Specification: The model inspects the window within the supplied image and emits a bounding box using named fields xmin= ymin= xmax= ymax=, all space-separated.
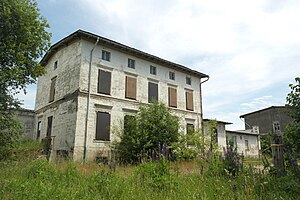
xmin=54 ymin=61 xmax=58 ymax=70
xmin=150 ymin=65 xmax=156 ymax=75
xmin=168 ymin=87 xmax=177 ymax=108
xmin=98 ymin=70 xmax=111 ymax=95
xmin=49 ymin=77 xmax=56 ymax=103
xmin=95 ymin=112 xmax=110 ymax=141
xmin=186 ymin=90 xmax=194 ymax=111
xmin=273 ymin=121 xmax=281 ymax=133
xmin=169 ymin=72 xmax=175 ymax=80
xmin=36 ymin=121 xmax=41 ymax=140
xmin=213 ymin=128 xmax=218 ymax=143
xmin=125 ymin=76 xmax=137 ymax=100
xmin=102 ymin=50 xmax=111 ymax=61
xmin=186 ymin=76 xmax=191 ymax=85
xmin=47 ymin=116 xmax=53 ymax=138
xmin=128 ymin=58 xmax=135 ymax=69
xmin=245 ymin=140 xmax=249 ymax=151
xmin=148 ymin=82 xmax=158 ymax=102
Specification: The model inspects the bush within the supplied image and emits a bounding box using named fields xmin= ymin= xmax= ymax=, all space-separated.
xmin=114 ymin=101 xmax=180 ymax=163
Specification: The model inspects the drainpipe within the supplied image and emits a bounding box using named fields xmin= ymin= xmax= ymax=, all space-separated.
xmin=83 ymin=37 xmax=100 ymax=162
xmin=199 ymin=76 xmax=209 ymax=132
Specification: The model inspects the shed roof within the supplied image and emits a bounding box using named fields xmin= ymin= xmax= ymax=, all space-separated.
xmin=203 ymin=118 xmax=232 ymax=125
xmin=40 ymin=30 xmax=209 ymax=78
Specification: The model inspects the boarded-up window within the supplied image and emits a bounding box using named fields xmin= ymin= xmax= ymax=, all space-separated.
xmin=47 ymin=116 xmax=53 ymax=138
xmin=168 ymin=87 xmax=177 ymax=108
xmin=125 ymin=76 xmax=137 ymax=100
xmin=148 ymin=82 xmax=158 ymax=102
xmin=98 ymin=70 xmax=111 ymax=95
xmin=49 ymin=77 xmax=56 ymax=102
xmin=95 ymin=112 xmax=110 ymax=141
xmin=186 ymin=91 xmax=194 ymax=111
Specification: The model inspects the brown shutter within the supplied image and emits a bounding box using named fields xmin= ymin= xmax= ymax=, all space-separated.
xmin=98 ymin=70 xmax=111 ymax=95
xmin=125 ymin=76 xmax=137 ymax=99
xmin=186 ymin=91 xmax=194 ymax=111
xmin=148 ymin=82 xmax=158 ymax=102
xmin=96 ymin=112 xmax=110 ymax=141
xmin=49 ymin=77 xmax=56 ymax=102
xmin=168 ymin=87 xmax=177 ymax=107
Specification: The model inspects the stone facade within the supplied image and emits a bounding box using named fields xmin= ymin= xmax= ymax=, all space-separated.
xmin=240 ymin=106 xmax=293 ymax=136
xmin=15 ymin=109 xmax=35 ymax=140
xmin=35 ymin=30 xmax=208 ymax=161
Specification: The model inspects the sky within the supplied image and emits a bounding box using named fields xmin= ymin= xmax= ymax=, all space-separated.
xmin=17 ymin=0 xmax=300 ymax=130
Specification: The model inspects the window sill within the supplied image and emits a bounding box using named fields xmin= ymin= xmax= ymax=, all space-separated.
xmin=93 ymin=140 xmax=110 ymax=143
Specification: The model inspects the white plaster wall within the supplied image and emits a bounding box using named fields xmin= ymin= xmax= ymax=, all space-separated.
xmin=227 ymin=133 xmax=259 ymax=157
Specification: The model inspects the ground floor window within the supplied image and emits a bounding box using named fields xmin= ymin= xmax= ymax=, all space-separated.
xmin=95 ymin=112 xmax=111 ymax=141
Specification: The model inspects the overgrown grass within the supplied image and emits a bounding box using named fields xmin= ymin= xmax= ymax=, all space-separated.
xmin=0 ymin=142 xmax=299 ymax=199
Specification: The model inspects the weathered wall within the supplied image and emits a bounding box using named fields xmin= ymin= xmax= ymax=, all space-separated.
xmin=203 ymin=121 xmax=227 ymax=151
xmin=226 ymin=132 xmax=259 ymax=157
xmin=244 ymin=107 xmax=292 ymax=135
xmin=15 ymin=109 xmax=35 ymax=140
xmin=35 ymin=41 xmax=82 ymax=156
xmin=72 ymin=40 xmax=204 ymax=161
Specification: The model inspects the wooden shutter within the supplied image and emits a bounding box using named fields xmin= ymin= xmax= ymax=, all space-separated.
xmin=186 ymin=91 xmax=194 ymax=111
xmin=98 ymin=70 xmax=111 ymax=95
xmin=168 ymin=87 xmax=177 ymax=107
xmin=49 ymin=77 xmax=56 ymax=102
xmin=96 ymin=112 xmax=110 ymax=141
xmin=148 ymin=82 xmax=158 ymax=102
xmin=125 ymin=76 xmax=137 ymax=99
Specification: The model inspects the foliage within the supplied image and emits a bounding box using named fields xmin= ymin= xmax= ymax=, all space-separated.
xmin=0 ymin=0 xmax=50 ymax=160
xmin=0 ymin=113 xmax=23 ymax=160
xmin=284 ymin=77 xmax=300 ymax=170
xmin=286 ymin=77 xmax=300 ymax=123
xmin=0 ymin=0 xmax=51 ymax=92
xmin=260 ymin=132 xmax=272 ymax=155
xmin=135 ymin=159 xmax=177 ymax=191
xmin=114 ymin=101 xmax=180 ymax=163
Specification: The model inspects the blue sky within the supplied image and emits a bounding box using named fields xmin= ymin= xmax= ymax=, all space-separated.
xmin=17 ymin=0 xmax=300 ymax=130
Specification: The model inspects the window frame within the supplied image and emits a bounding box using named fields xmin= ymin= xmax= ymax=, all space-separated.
xmin=169 ymin=71 xmax=175 ymax=80
xmin=128 ymin=58 xmax=135 ymax=69
xmin=98 ymin=69 xmax=111 ymax=95
xmin=102 ymin=50 xmax=111 ymax=61
xmin=148 ymin=82 xmax=158 ymax=103
xmin=95 ymin=111 xmax=111 ymax=141
xmin=49 ymin=76 xmax=57 ymax=103
xmin=186 ymin=76 xmax=191 ymax=85
xmin=150 ymin=65 xmax=157 ymax=75
xmin=125 ymin=76 xmax=137 ymax=100
xmin=54 ymin=61 xmax=58 ymax=70
xmin=168 ymin=87 xmax=177 ymax=108
xmin=185 ymin=90 xmax=194 ymax=111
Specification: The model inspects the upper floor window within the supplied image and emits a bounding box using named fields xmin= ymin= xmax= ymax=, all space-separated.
xmin=186 ymin=76 xmax=191 ymax=85
xmin=54 ymin=61 xmax=58 ymax=70
xmin=273 ymin=121 xmax=281 ymax=133
xmin=98 ymin=70 xmax=111 ymax=95
xmin=169 ymin=72 xmax=175 ymax=80
xmin=102 ymin=50 xmax=111 ymax=61
xmin=150 ymin=65 xmax=156 ymax=75
xmin=125 ymin=76 xmax=137 ymax=100
xmin=49 ymin=76 xmax=57 ymax=103
xmin=148 ymin=82 xmax=158 ymax=103
xmin=186 ymin=90 xmax=194 ymax=111
xmin=128 ymin=58 xmax=135 ymax=69
xmin=168 ymin=87 xmax=177 ymax=108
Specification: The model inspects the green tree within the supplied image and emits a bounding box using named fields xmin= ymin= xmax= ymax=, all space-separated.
xmin=284 ymin=77 xmax=300 ymax=169
xmin=0 ymin=0 xmax=51 ymax=159
xmin=114 ymin=101 xmax=180 ymax=163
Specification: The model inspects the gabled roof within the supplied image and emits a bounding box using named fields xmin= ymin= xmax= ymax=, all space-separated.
xmin=40 ymin=29 xmax=209 ymax=78
xmin=240 ymin=106 xmax=286 ymax=118
xmin=203 ymin=118 xmax=232 ymax=125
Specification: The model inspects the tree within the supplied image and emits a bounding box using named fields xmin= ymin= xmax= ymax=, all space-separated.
xmin=114 ymin=101 xmax=180 ymax=163
xmin=0 ymin=0 xmax=51 ymax=159
xmin=284 ymin=77 xmax=300 ymax=169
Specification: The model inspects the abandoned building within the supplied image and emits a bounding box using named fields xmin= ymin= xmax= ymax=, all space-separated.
xmin=240 ymin=106 xmax=293 ymax=136
xmin=34 ymin=30 xmax=209 ymax=161
xmin=226 ymin=128 xmax=260 ymax=157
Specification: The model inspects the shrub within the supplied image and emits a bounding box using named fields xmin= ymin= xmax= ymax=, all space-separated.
xmin=114 ymin=101 xmax=180 ymax=163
